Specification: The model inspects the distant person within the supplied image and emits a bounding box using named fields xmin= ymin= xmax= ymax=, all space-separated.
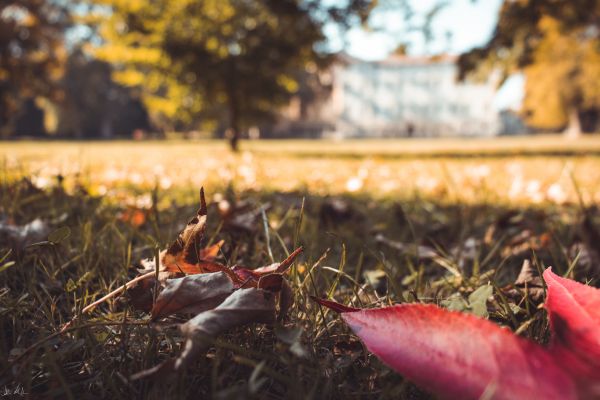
xmin=406 ymin=122 xmax=415 ymax=138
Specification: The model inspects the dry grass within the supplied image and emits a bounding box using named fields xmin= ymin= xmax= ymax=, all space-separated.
xmin=2 ymin=138 xmax=600 ymax=205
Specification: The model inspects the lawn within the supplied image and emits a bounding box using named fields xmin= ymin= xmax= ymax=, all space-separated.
xmin=1 ymin=137 xmax=599 ymax=398
xmin=2 ymin=137 xmax=600 ymax=205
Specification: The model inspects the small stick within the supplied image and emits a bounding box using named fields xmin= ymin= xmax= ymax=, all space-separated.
xmin=60 ymin=271 xmax=155 ymax=332
xmin=153 ymin=246 xmax=160 ymax=305
xmin=261 ymin=206 xmax=275 ymax=263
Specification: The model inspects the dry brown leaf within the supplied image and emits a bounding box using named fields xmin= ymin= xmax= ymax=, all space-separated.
xmin=375 ymin=233 xmax=437 ymax=259
xmin=160 ymin=188 xmax=212 ymax=275
xmin=131 ymin=287 xmax=276 ymax=380
xmin=119 ymin=207 xmax=147 ymax=227
xmin=219 ymin=200 xmax=271 ymax=233
xmin=504 ymin=259 xmax=545 ymax=302
xmin=150 ymin=271 xmax=236 ymax=320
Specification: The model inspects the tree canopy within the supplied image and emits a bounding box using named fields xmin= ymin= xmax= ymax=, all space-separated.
xmin=95 ymin=0 xmax=374 ymax=150
xmin=0 ymin=0 xmax=70 ymax=136
xmin=458 ymin=0 xmax=600 ymax=134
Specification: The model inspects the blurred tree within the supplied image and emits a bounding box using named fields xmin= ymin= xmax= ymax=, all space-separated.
xmin=523 ymin=17 xmax=600 ymax=136
xmin=59 ymin=50 xmax=151 ymax=138
xmin=458 ymin=0 xmax=600 ymax=135
xmin=0 ymin=0 xmax=70 ymax=136
xmin=94 ymin=0 xmax=374 ymax=150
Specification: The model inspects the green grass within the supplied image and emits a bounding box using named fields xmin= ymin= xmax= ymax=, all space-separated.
xmin=1 ymin=138 xmax=600 ymax=398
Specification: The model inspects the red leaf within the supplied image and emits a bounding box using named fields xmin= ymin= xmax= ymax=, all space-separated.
xmin=232 ymin=247 xmax=304 ymax=287
xmin=543 ymin=268 xmax=600 ymax=394
xmin=317 ymin=299 xmax=577 ymax=400
xmin=311 ymin=296 xmax=359 ymax=313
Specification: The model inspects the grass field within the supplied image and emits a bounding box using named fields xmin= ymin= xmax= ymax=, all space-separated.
xmin=1 ymin=137 xmax=600 ymax=398
xmin=2 ymin=137 xmax=600 ymax=205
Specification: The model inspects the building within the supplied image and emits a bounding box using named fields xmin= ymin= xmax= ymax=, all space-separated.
xmin=325 ymin=54 xmax=501 ymax=138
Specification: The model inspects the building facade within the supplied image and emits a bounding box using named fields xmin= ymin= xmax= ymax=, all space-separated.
xmin=324 ymin=54 xmax=501 ymax=138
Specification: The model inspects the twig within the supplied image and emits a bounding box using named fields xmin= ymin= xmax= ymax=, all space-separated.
xmin=153 ymin=246 xmax=160 ymax=305
xmin=261 ymin=206 xmax=275 ymax=263
xmin=60 ymin=271 xmax=155 ymax=332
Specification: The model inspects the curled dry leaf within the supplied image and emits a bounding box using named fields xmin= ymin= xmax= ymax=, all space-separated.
xmin=150 ymin=271 xmax=236 ymax=320
xmin=314 ymin=268 xmax=600 ymax=400
xmin=131 ymin=287 xmax=276 ymax=380
xmin=504 ymin=259 xmax=545 ymax=302
xmin=158 ymin=188 xmax=225 ymax=276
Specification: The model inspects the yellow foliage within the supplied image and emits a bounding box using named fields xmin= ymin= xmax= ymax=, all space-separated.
xmin=276 ymin=75 xmax=299 ymax=93
xmin=523 ymin=16 xmax=600 ymax=129
xmin=95 ymin=45 xmax=162 ymax=65
xmin=113 ymin=69 xmax=146 ymax=86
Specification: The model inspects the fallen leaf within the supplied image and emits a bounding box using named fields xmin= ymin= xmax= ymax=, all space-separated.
xmin=132 ymin=287 xmax=276 ymax=380
xmin=0 ymin=218 xmax=49 ymax=244
xmin=160 ymin=188 xmax=212 ymax=275
xmin=119 ymin=208 xmax=147 ymax=227
xmin=312 ymin=299 xmax=577 ymax=400
xmin=543 ymin=268 xmax=600 ymax=396
xmin=150 ymin=271 xmax=236 ymax=320
xmin=467 ymin=284 xmax=493 ymax=318
xmin=375 ymin=233 xmax=437 ymax=259
xmin=504 ymin=259 xmax=545 ymax=302
xmin=220 ymin=200 xmax=270 ymax=233
xmin=231 ymin=246 xmax=304 ymax=288
xmin=200 ymin=240 xmax=225 ymax=261
xmin=515 ymin=259 xmax=543 ymax=287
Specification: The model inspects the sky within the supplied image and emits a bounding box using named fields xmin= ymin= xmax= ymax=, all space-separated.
xmin=325 ymin=0 xmax=524 ymax=110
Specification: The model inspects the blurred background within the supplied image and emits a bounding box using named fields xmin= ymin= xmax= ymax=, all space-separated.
xmin=1 ymin=0 xmax=600 ymax=206
xmin=2 ymin=0 xmax=599 ymax=146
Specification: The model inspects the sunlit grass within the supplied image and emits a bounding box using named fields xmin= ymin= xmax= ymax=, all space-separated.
xmin=1 ymin=138 xmax=600 ymax=206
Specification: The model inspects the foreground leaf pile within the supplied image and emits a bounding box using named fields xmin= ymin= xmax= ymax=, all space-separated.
xmin=62 ymin=189 xmax=302 ymax=379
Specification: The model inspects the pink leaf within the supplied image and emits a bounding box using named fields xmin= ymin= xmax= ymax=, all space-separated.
xmin=543 ymin=268 xmax=600 ymax=395
xmin=316 ymin=299 xmax=577 ymax=400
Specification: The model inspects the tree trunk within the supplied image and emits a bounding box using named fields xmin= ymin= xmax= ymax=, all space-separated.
xmin=228 ymin=98 xmax=240 ymax=152
xmin=227 ymin=58 xmax=240 ymax=152
xmin=563 ymin=107 xmax=582 ymax=139
xmin=229 ymin=128 xmax=240 ymax=152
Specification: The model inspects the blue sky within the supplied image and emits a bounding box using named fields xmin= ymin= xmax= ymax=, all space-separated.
xmin=335 ymin=0 xmax=504 ymax=60
xmin=325 ymin=0 xmax=524 ymax=110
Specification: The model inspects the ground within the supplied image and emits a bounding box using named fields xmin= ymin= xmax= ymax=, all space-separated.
xmin=1 ymin=137 xmax=599 ymax=399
